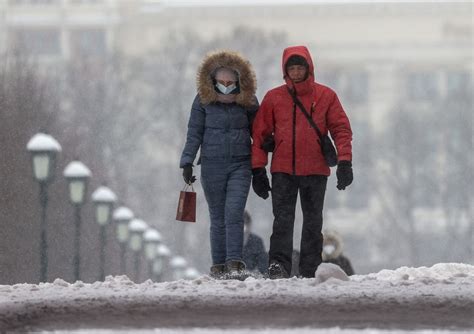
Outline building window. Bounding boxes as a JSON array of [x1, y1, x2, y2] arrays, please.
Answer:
[[10, 28, 61, 56], [406, 72, 438, 101], [318, 69, 341, 91], [446, 71, 471, 97], [70, 29, 107, 56], [342, 71, 368, 104], [317, 69, 369, 105]]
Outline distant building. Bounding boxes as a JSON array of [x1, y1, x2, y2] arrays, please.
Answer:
[[0, 0, 121, 62], [1, 0, 470, 121]]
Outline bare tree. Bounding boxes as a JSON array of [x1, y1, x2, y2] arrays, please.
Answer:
[[435, 89, 473, 260], [0, 50, 64, 284], [373, 106, 436, 267]]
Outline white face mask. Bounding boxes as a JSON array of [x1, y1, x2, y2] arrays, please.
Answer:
[[216, 82, 236, 95], [323, 244, 336, 255]]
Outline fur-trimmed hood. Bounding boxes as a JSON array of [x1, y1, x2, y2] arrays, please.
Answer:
[[197, 50, 257, 108], [322, 230, 344, 260]]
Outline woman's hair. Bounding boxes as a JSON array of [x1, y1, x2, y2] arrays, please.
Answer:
[[212, 67, 239, 81]]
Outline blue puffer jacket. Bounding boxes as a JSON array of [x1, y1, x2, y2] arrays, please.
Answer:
[[180, 50, 259, 168], [180, 95, 258, 167]]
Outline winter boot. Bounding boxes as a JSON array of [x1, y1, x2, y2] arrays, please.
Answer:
[[209, 264, 225, 279], [224, 260, 248, 281], [268, 261, 289, 279]]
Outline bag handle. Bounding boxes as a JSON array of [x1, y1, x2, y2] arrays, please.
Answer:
[[182, 183, 195, 192], [286, 87, 324, 142]]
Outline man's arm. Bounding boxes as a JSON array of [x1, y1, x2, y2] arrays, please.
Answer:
[[251, 93, 274, 168], [326, 92, 352, 162]]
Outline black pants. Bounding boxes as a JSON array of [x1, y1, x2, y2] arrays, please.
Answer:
[[269, 173, 327, 278]]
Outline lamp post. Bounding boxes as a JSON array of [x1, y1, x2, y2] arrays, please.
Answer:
[[170, 256, 187, 281], [26, 133, 62, 283], [113, 206, 134, 275], [63, 161, 91, 282], [128, 218, 147, 282], [143, 228, 162, 279], [91, 185, 117, 281], [153, 244, 170, 282], [184, 267, 200, 280]]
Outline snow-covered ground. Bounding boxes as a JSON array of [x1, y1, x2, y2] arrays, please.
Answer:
[[1, 263, 473, 333]]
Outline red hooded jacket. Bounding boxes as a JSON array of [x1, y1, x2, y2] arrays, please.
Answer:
[[251, 46, 352, 176]]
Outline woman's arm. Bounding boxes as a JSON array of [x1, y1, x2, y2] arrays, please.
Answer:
[[247, 96, 260, 137], [179, 95, 206, 168]]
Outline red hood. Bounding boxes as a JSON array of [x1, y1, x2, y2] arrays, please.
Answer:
[[282, 46, 315, 95], [282, 45, 315, 81]]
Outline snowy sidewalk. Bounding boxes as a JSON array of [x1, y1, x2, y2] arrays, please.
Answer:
[[0, 263, 473, 332]]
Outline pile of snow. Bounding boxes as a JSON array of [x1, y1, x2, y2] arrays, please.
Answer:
[[38, 329, 473, 334], [315, 262, 350, 283], [0, 263, 473, 333], [352, 263, 474, 282]]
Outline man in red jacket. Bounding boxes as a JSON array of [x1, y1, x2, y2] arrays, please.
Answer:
[[251, 46, 353, 278]]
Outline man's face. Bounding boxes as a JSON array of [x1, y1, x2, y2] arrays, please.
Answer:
[[287, 65, 307, 83]]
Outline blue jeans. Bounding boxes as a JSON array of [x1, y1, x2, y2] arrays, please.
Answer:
[[201, 159, 252, 265]]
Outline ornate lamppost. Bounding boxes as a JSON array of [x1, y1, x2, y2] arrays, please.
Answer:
[[63, 160, 91, 282], [128, 218, 147, 282], [26, 133, 62, 282], [91, 185, 117, 281], [113, 206, 134, 274], [143, 228, 162, 279], [153, 244, 171, 282], [184, 267, 200, 280], [170, 256, 187, 281]]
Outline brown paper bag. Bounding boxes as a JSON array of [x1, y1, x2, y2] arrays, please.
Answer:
[[176, 185, 196, 223]]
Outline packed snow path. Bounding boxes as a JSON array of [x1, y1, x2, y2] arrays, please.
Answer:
[[0, 263, 473, 332]]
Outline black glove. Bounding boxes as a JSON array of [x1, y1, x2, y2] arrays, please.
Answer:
[[252, 168, 271, 199], [182, 164, 196, 184], [336, 160, 353, 190], [261, 134, 275, 153]]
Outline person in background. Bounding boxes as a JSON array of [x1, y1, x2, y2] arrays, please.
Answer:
[[179, 50, 259, 280], [242, 211, 268, 275], [291, 230, 354, 277], [322, 230, 354, 276], [251, 45, 353, 279]]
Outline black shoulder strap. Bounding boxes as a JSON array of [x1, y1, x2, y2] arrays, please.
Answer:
[[286, 87, 324, 141]]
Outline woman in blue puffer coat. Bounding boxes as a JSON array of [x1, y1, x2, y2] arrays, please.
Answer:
[[179, 50, 259, 279]]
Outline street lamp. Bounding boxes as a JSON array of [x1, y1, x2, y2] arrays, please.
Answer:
[[26, 132, 62, 283], [113, 206, 134, 275], [184, 267, 200, 280], [128, 218, 147, 282], [170, 256, 187, 281], [91, 185, 117, 281], [63, 160, 92, 282], [153, 244, 171, 282], [143, 228, 162, 279]]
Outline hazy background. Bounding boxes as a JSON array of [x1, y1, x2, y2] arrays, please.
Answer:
[[0, 0, 472, 284]]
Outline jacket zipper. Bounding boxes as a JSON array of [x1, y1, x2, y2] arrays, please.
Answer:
[[292, 103, 296, 175], [225, 105, 231, 160]]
